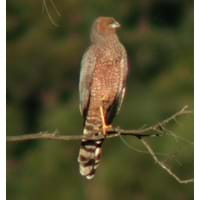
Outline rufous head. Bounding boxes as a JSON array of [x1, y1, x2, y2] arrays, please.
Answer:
[[90, 17, 120, 43], [92, 16, 120, 35]]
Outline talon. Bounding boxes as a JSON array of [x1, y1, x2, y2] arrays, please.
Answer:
[[102, 124, 112, 136]]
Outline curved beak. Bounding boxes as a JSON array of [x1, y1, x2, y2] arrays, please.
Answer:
[[110, 21, 121, 29]]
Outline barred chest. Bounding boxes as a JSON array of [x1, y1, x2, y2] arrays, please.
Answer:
[[91, 43, 123, 101]]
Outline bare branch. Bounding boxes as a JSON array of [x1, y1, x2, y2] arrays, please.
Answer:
[[6, 105, 193, 184], [7, 105, 191, 142], [140, 138, 193, 184]]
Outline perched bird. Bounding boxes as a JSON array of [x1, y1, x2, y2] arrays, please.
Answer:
[[78, 16, 128, 179]]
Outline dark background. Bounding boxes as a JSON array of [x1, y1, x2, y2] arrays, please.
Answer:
[[7, 0, 194, 199]]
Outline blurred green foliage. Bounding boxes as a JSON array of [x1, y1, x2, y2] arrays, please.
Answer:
[[7, 0, 193, 199]]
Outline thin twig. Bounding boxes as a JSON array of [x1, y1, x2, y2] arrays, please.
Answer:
[[42, 0, 59, 26], [49, 0, 61, 16], [119, 135, 183, 166], [7, 105, 191, 142], [140, 138, 193, 184]]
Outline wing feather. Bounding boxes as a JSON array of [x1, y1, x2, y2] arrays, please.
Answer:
[[106, 45, 128, 123], [116, 45, 128, 114], [79, 46, 96, 118]]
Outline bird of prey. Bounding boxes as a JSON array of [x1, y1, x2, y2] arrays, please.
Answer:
[[78, 16, 128, 179]]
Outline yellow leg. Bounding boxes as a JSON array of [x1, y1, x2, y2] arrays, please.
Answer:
[[99, 106, 112, 136]]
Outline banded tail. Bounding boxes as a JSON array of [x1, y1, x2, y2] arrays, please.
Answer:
[[78, 117, 104, 179]]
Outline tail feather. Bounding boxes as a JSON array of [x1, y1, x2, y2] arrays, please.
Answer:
[[78, 124, 104, 179]]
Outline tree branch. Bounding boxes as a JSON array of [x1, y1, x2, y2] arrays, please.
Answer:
[[6, 105, 193, 184], [7, 105, 191, 142], [141, 138, 194, 184]]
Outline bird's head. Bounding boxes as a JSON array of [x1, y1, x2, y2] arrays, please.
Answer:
[[91, 16, 121, 43]]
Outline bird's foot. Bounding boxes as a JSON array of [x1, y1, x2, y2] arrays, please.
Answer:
[[102, 124, 112, 136]]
